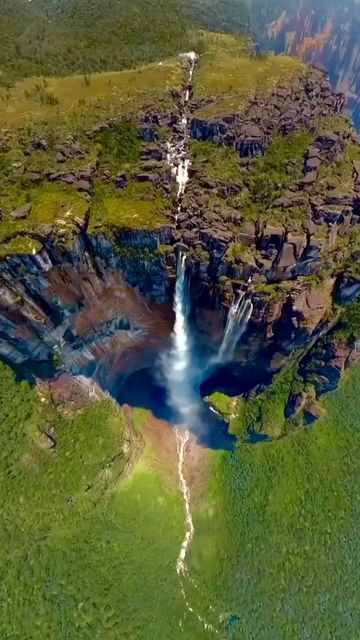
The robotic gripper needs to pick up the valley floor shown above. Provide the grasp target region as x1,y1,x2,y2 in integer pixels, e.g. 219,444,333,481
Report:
0,360,359,639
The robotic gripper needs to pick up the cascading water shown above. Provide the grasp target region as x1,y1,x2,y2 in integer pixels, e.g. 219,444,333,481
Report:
166,51,198,222
163,52,220,634
218,293,253,364
165,250,199,425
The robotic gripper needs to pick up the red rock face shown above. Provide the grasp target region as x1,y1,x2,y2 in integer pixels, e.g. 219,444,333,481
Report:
256,0,360,128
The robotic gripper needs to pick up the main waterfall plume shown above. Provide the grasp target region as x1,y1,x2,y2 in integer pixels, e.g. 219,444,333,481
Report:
165,250,199,425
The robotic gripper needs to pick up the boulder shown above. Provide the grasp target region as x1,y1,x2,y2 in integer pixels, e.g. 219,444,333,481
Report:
142,148,164,162
276,242,296,269
76,179,92,193
300,172,317,186
115,173,127,189
27,172,42,184
136,173,159,183
33,138,49,151
315,132,339,151
11,203,32,219
324,193,354,206
306,145,321,158
304,157,321,173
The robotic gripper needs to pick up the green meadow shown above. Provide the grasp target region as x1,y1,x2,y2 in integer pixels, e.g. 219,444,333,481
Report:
191,361,360,639
1,358,359,638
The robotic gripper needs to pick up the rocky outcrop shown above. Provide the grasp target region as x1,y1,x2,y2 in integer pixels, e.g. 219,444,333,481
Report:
191,69,344,154
301,335,360,396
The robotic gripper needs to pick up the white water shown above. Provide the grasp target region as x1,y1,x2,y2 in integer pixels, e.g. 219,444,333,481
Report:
218,293,253,363
175,428,194,575
166,52,198,220
163,51,223,634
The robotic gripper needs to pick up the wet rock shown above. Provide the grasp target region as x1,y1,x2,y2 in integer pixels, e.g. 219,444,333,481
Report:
336,276,360,303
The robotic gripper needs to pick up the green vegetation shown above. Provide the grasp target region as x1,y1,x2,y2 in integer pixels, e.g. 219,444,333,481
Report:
193,31,303,118
232,362,303,439
0,60,181,130
0,182,89,255
191,361,360,638
191,130,312,232
0,0,189,87
95,123,141,173
191,0,249,34
242,130,312,221
190,139,241,181
0,361,208,640
89,180,167,232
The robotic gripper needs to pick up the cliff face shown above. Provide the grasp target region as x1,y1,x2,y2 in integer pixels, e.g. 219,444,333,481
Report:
0,39,359,434
254,0,360,129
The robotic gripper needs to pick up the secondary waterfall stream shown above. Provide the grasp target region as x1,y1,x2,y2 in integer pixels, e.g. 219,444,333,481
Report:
218,293,253,363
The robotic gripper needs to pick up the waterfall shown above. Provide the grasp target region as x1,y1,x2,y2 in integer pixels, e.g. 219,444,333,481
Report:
165,250,199,425
218,293,253,363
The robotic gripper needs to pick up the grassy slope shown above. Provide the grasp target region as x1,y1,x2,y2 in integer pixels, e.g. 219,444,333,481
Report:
0,362,204,640
191,361,360,639
193,31,303,118
0,59,181,129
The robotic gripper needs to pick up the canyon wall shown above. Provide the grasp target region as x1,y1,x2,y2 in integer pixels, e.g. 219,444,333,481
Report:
253,0,360,129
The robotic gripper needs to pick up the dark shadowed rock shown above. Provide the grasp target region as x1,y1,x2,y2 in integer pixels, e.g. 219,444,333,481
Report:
285,391,305,418
304,157,321,173
315,132,339,151
303,401,322,424
33,138,49,151
136,173,159,183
